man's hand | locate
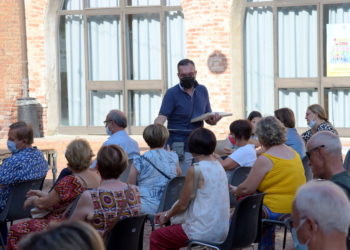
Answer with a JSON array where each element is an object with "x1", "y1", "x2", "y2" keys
[{"x1": 205, "y1": 113, "x2": 221, "y2": 125}]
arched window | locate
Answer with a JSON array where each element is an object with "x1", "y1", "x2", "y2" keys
[{"x1": 58, "y1": 0, "x2": 185, "y2": 134}]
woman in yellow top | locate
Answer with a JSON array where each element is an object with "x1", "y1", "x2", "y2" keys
[{"x1": 230, "y1": 116, "x2": 306, "y2": 250}]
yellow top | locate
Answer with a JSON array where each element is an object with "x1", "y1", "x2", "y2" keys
[{"x1": 258, "y1": 150, "x2": 306, "y2": 214}]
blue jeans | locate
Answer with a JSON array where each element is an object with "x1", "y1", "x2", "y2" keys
[{"x1": 180, "y1": 152, "x2": 193, "y2": 176}]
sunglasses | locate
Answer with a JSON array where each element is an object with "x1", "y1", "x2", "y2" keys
[{"x1": 306, "y1": 145, "x2": 325, "y2": 159}]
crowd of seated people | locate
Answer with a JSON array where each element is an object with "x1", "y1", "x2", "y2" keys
[{"x1": 2, "y1": 103, "x2": 348, "y2": 249}]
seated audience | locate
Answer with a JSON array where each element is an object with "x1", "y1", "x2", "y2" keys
[
  {"x1": 306, "y1": 131, "x2": 350, "y2": 198},
  {"x1": 18, "y1": 221, "x2": 105, "y2": 250},
  {"x1": 7, "y1": 139, "x2": 100, "y2": 250},
  {"x1": 127, "y1": 124, "x2": 180, "y2": 214},
  {"x1": 150, "y1": 128, "x2": 230, "y2": 249},
  {"x1": 247, "y1": 110, "x2": 262, "y2": 147},
  {"x1": 0, "y1": 122, "x2": 48, "y2": 244},
  {"x1": 230, "y1": 116, "x2": 306, "y2": 249},
  {"x1": 71, "y1": 145, "x2": 141, "y2": 236},
  {"x1": 292, "y1": 180, "x2": 350, "y2": 250},
  {"x1": 302, "y1": 104, "x2": 338, "y2": 143},
  {"x1": 217, "y1": 120, "x2": 257, "y2": 170},
  {"x1": 274, "y1": 107, "x2": 306, "y2": 159}
]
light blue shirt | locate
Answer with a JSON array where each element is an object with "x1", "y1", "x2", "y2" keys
[
  {"x1": 286, "y1": 128, "x2": 306, "y2": 159},
  {"x1": 104, "y1": 130, "x2": 140, "y2": 159}
]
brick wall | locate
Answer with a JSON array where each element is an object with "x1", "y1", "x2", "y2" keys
[
  {"x1": 0, "y1": 0, "x2": 22, "y2": 137},
  {"x1": 182, "y1": 0, "x2": 235, "y2": 139}
]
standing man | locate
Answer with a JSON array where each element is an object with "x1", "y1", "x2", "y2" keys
[
  {"x1": 154, "y1": 59, "x2": 221, "y2": 174},
  {"x1": 306, "y1": 130, "x2": 350, "y2": 198}
]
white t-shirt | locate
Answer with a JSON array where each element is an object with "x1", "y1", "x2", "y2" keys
[{"x1": 228, "y1": 144, "x2": 256, "y2": 167}]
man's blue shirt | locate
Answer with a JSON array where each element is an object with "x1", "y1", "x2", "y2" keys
[
  {"x1": 0, "y1": 147, "x2": 48, "y2": 212},
  {"x1": 104, "y1": 130, "x2": 140, "y2": 159},
  {"x1": 159, "y1": 84, "x2": 212, "y2": 150}
]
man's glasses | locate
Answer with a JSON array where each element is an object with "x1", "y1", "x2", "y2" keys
[
  {"x1": 103, "y1": 120, "x2": 112, "y2": 125},
  {"x1": 306, "y1": 145, "x2": 325, "y2": 159}
]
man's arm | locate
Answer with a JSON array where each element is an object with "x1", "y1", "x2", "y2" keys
[{"x1": 154, "y1": 115, "x2": 167, "y2": 125}]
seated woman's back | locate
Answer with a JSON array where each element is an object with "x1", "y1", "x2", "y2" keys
[
  {"x1": 183, "y1": 160, "x2": 230, "y2": 242},
  {"x1": 133, "y1": 149, "x2": 178, "y2": 214},
  {"x1": 86, "y1": 182, "x2": 141, "y2": 235}
]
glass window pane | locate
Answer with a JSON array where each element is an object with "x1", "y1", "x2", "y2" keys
[
  {"x1": 166, "y1": 0, "x2": 181, "y2": 6},
  {"x1": 326, "y1": 88, "x2": 350, "y2": 127},
  {"x1": 278, "y1": 89, "x2": 318, "y2": 127},
  {"x1": 128, "y1": 90, "x2": 161, "y2": 126},
  {"x1": 88, "y1": 16, "x2": 122, "y2": 81},
  {"x1": 90, "y1": 91, "x2": 123, "y2": 126},
  {"x1": 62, "y1": 0, "x2": 82, "y2": 10},
  {"x1": 278, "y1": 6, "x2": 317, "y2": 78},
  {"x1": 244, "y1": 7, "x2": 274, "y2": 116},
  {"x1": 324, "y1": 4, "x2": 350, "y2": 77},
  {"x1": 166, "y1": 11, "x2": 185, "y2": 88},
  {"x1": 127, "y1": 0, "x2": 160, "y2": 6},
  {"x1": 126, "y1": 14, "x2": 161, "y2": 80},
  {"x1": 87, "y1": 0, "x2": 119, "y2": 8},
  {"x1": 59, "y1": 15, "x2": 86, "y2": 126}
]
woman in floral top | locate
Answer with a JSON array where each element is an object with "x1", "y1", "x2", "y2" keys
[{"x1": 302, "y1": 104, "x2": 338, "y2": 143}]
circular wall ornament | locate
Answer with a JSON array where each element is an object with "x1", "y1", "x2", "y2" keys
[{"x1": 207, "y1": 50, "x2": 228, "y2": 74}]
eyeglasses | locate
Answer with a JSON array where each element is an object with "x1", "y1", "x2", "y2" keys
[
  {"x1": 306, "y1": 145, "x2": 325, "y2": 159},
  {"x1": 103, "y1": 120, "x2": 112, "y2": 125}
]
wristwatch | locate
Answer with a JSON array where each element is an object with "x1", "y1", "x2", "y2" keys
[{"x1": 164, "y1": 211, "x2": 170, "y2": 219}]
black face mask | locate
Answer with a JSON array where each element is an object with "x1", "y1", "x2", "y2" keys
[{"x1": 180, "y1": 76, "x2": 198, "y2": 89}]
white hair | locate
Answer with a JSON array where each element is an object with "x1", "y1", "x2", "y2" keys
[
  {"x1": 307, "y1": 131, "x2": 341, "y2": 156},
  {"x1": 295, "y1": 180, "x2": 350, "y2": 234}
]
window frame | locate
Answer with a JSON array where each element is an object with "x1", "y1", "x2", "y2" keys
[
  {"x1": 57, "y1": 0, "x2": 182, "y2": 135},
  {"x1": 243, "y1": 0, "x2": 350, "y2": 135}
]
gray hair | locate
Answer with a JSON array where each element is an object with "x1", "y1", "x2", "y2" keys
[
  {"x1": 295, "y1": 180, "x2": 350, "y2": 234},
  {"x1": 108, "y1": 110, "x2": 127, "y2": 128},
  {"x1": 255, "y1": 116, "x2": 286, "y2": 147},
  {"x1": 307, "y1": 131, "x2": 341, "y2": 156}
]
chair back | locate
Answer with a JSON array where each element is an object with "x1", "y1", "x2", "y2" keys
[
  {"x1": 0, "y1": 177, "x2": 45, "y2": 222},
  {"x1": 302, "y1": 156, "x2": 313, "y2": 181},
  {"x1": 105, "y1": 215, "x2": 148, "y2": 250},
  {"x1": 229, "y1": 167, "x2": 251, "y2": 207},
  {"x1": 223, "y1": 193, "x2": 264, "y2": 249},
  {"x1": 157, "y1": 176, "x2": 185, "y2": 212},
  {"x1": 119, "y1": 159, "x2": 134, "y2": 182},
  {"x1": 344, "y1": 149, "x2": 350, "y2": 172}
]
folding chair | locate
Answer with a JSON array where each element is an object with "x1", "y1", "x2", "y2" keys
[
  {"x1": 229, "y1": 166, "x2": 251, "y2": 207},
  {"x1": 187, "y1": 193, "x2": 265, "y2": 250},
  {"x1": 105, "y1": 215, "x2": 148, "y2": 250},
  {"x1": 0, "y1": 177, "x2": 45, "y2": 245}
]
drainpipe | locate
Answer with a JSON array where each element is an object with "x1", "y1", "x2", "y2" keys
[{"x1": 17, "y1": 0, "x2": 42, "y2": 137}]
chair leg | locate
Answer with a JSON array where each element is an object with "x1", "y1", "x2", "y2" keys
[{"x1": 282, "y1": 225, "x2": 287, "y2": 249}]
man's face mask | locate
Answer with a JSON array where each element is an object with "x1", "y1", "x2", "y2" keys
[{"x1": 180, "y1": 76, "x2": 198, "y2": 89}]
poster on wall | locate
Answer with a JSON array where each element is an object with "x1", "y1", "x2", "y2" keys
[{"x1": 326, "y1": 23, "x2": 350, "y2": 77}]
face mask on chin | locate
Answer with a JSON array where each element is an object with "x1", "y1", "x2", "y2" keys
[
  {"x1": 291, "y1": 219, "x2": 310, "y2": 250},
  {"x1": 308, "y1": 120, "x2": 316, "y2": 128},
  {"x1": 7, "y1": 140, "x2": 18, "y2": 153},
  {"x1": 105, "y1": 127, "x2": 112, "y2": 136},
  {"x1": 180, "y1": 76, "x2": 198, "y2": 89}
]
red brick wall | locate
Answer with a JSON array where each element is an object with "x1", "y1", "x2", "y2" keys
[
  {"x1": 0, "y1": 0, "x2": 22, "y2": 137},
  {"x1": 182, "y1": 0, "x2": 234, "y2": 139}
]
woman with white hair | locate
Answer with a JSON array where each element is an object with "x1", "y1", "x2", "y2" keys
[{"x1": 292, "y1": 180, "x2": 350, "y2": 250}]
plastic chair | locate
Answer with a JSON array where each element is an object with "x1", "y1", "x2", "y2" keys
[
  {"x1": 105, "y1": 214, "x2": 148, "y2": 250},
  {"x1": 229, "y1": 167, "x2": 251, "y2": 207},
  {"x1": 344, "y1": 149, "x2": 350, "y2": 172},
  {"x1": 302, "y1": 156, "x2": 313, "y2": 181},
  {"x1": 261, "y1": 216, "x2": 291, "y2": 249},
  {"x1": 0, "y1": 177, "x2": 45, "y2": 245},
  {"x1": 119, "y1": 159, "x2": 134, "y2": 182},
  {"x1": 187, "y1": 193, "x2": 264, "y2": 250},
  {"x1": 157, "y1": 176, "x2": 185, "y2": 212}
]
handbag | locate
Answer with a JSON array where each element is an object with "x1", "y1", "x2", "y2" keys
[{"x1": 170, "y1": 163, "x2": 200, "y2": 225}]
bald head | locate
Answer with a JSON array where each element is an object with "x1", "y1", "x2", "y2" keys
[
  {"x1": 307, "y1": 131, "x2": 342, "y2": 157},
  {"x1": 107, "y1": 110, "x2": 127, "y2": 129}
]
